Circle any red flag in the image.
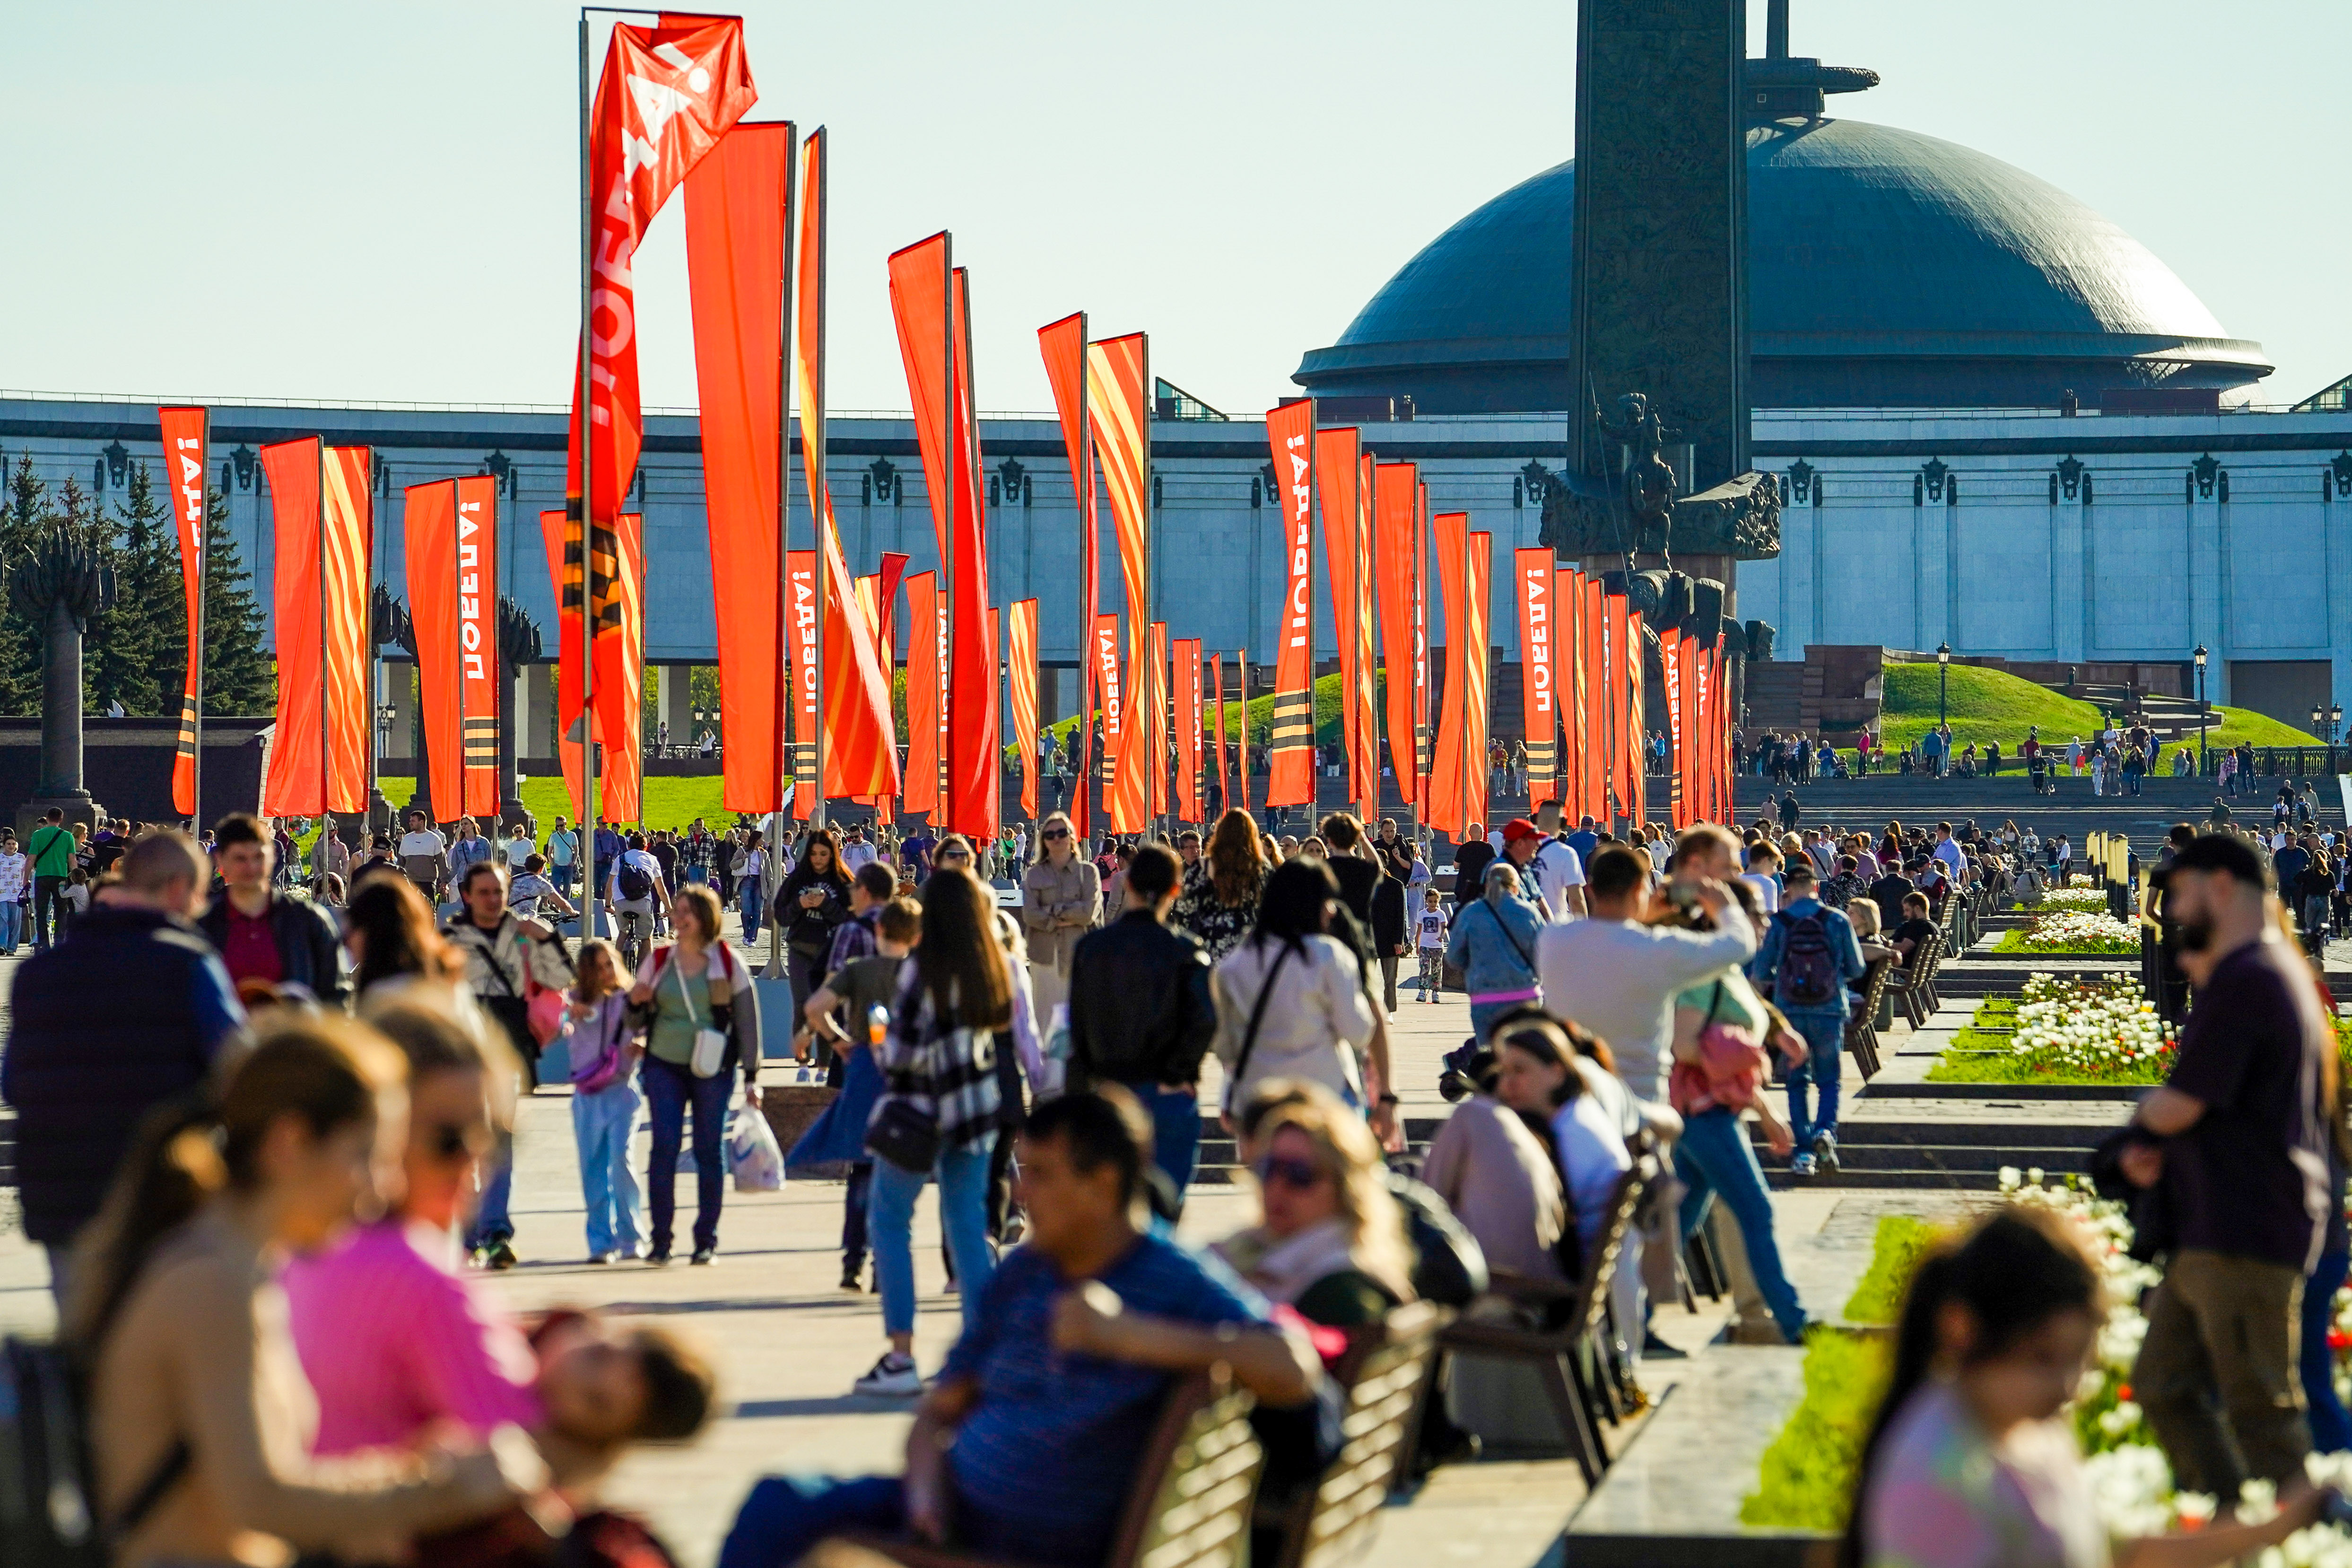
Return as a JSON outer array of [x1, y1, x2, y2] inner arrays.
[[453, 476, 498, 819], [1662, 632, 1688, 828], [1091, 613, 1128, 830], [159, 407, 207, 818], [788, 549, 818, 817], [1208, 651, 1228, 819], [539, 509, 586, 818], [566, 17, 756, 544], [1373, 462, 1418, 806], [1039, 313, 1095, 843], [949, 270, 999, 842], [405, 480, 465, 823], [1173, 639, 1202, 823], [1264, 401, 1315, 807], [1583, 575, 1606, 820], [1623, 606, 1646, 825], [1147, 621, 1169, 817], [1517, 548, 1557, 807], [1425, 509, 1468, 836], [1235, 649, 1253, 813], [1010, 599, 1040, 820], [1556, 566, 1581, 817], [601, 512, 647, 825], [321, 447, 372, 815], [1413, 483, 1433, 804], [1693, 635, 1716, 825], [904, 571, 941, 818], [1314, 428, 1359, 810], [1351, 451, 1379, 817], [1088, 333, 1150, 833], [261, 439, 323, 819], [685, 118, 789, 814], [1462, 532, 1493, 837]]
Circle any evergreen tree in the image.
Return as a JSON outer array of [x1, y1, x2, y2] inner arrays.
[[88, 460, 174, 716], [0, 457, 49, 715], [198, 487, 274, 715]]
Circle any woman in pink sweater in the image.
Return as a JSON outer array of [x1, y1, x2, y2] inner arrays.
[[283, 1004, 541, 1451]]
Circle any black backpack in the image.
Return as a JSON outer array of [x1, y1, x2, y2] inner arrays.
[[1773, 910, 1840, 1009], [615, 858, 653, 903], [0, 1336, 188, 1568]]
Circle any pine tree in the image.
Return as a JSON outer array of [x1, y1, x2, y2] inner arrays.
[[198, 487, 274, 715], [87, 460, 173, 716], [0, 457, 49, 715]]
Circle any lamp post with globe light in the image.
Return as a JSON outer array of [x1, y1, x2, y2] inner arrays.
[[2194, 646, 2209, 774]]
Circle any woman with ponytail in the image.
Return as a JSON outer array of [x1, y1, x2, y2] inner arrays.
[[1848, 1206, 2332, 1568], [78, 1017, 528, 1568]]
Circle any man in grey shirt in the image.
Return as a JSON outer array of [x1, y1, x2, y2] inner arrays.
[[1534, 830, 1757, 1103]]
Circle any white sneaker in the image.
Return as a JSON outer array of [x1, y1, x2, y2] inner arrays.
[[854, 1353, 923, 1397]]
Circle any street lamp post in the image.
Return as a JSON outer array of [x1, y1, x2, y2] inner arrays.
[[1936, 643, 1951, 776], [2193, 645, 2209, 774]]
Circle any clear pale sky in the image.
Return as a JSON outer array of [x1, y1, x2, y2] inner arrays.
[[6, 1, 2345, 417]]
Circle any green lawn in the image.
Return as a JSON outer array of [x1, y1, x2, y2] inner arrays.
[[374, 775, 736, 833], [1741, 1216, 1936, 1530], [1043, 670, 1364, 750], [1877, 661, 2317, 754]]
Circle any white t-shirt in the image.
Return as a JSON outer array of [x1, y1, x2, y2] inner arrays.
[[398, 829, 447, 860], [1530, 839, 1586, 919], [1551, 1094, 1633, 1248], [503, 837, 534, 870], [1415, 907, 1449, 950], [607, 849, 662, 906], [1740, 871, 1781, 915], [842, 841, 877, 871]]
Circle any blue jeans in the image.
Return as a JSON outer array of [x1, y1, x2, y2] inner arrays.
[[1124, 1083, 1201, 1199], [741, 883, 766, 943], [2306, 1247, 2352, 1452], [870, 1133, 997, 1338], [573, 1078, 645, 1258], [1780, 1007, 1848, 1144], [1674, 1106, 1807, 1342], [643, 1054, 733, 1254], [0, 898, 21, 953], [466, 1160, 514, 1247], [843, 1161, 873, 1272], [721, 1475, 906, 1568], [31, 876, 65, 950]]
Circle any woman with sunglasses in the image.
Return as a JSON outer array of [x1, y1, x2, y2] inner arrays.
[[283, 1005, 541, 1453], [1214, 1079, 1415, 1327], [1019, 810, 1101, 1031]]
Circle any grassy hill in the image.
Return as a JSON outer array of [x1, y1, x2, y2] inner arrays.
[[1877, 662, 2317, 753]]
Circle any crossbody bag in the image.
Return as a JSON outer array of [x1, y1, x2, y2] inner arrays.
[[666, 950, 732, 1079], [1220, 942, 1293, 1115]]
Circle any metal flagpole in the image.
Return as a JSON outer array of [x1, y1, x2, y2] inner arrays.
[[957, 266, 984, 842], [577, 11, 600, 939], [808, 128, 828, 834], [317, 440, 330, 854], [940, 239, 954, 841], [766, 121, 799, 982]]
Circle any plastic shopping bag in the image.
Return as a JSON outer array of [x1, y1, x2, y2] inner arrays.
[[727, 1094, 785, 1193]]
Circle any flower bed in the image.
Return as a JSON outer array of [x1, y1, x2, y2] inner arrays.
[[1742, 1177, 2352, 1550], [1927, 974, 2178, 1085], [1994, 907, 2141, 955], [2025, 888, 2113, 914]]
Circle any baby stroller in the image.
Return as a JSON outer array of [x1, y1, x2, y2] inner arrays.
[[2028, 756, 2054, 796]]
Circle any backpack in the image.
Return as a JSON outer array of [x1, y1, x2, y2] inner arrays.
[[615, 857, 653, 903], [1772, 910, 1839, 1009], [1, 1336, 188, 1568]]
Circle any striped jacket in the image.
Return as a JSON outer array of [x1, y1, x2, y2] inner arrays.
[[878, 961, 1003, 1151]]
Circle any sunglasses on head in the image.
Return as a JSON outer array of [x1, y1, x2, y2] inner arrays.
[[1253, 1154, 1326, 1191]]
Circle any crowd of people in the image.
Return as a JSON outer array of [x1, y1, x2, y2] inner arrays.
[[4, 782, 2352, 1568]]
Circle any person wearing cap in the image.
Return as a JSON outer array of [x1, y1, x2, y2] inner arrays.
[[1495, 819, 1559, 920], [1528, 801, 1589, 922]]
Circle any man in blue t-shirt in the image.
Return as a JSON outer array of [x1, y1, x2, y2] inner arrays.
[[719, 1091, 1324, 1568]]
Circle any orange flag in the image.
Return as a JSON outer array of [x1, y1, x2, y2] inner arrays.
[[684, 119, 790, 814], [788, 550, 818, 817], [1009, 599, 1040, 821], [904, 571, 942, 819], [1147, 621, 1170, 818], [1517, 548, 1558, 807], [453, 476, 499, 819], [1235, 649, 1253, 813], [1264, 400, 1315, 807], [536, 508, 640, 821], [1209, 652, 1229, 816], [405, 480, 465, 823], [1556, 566, 1582, 817], [1662, 632, 1688, 828], [1373, 462, 1418, 806], [1425, 510, 1469, 836], [1462, 532, 1493, 837], [1622, 606, 1646, 825], [321, 446, 372, 815], [1088, 333, 1151, 833], [158, 407, 207, 818], [261, 439, 323, 819], [1091, 613, 1129, 830], [1039, 313, 1096, 843], [1173, 638, 1202, 823]]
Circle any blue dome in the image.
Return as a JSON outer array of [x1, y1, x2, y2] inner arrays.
[[1294, 116, 2271, 411]]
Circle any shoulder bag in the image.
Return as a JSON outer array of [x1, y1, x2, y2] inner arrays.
[[865, 974, 942, 1173], [1220, 941, 1293, 1115], [667, 950, 731, 1079]]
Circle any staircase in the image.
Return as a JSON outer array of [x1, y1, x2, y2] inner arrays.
[[1750, 1114, 2117, 1190]]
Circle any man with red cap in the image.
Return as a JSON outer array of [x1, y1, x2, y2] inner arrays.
[[1497, 819, 1557, 920]]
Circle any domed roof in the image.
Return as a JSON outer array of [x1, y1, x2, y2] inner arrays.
[[1294, 116, 2271, 411]]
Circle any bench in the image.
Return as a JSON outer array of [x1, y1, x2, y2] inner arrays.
[[1255, 1300, 1448, 1568], [835, 1371, 1263, 1568], [1886, 930, 1943, 1029], [1845, 955, 1896, 1079], [1437, 1157, 1653, 1484]]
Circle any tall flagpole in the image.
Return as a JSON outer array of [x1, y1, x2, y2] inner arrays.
[[808, 127, 828, 833], [1076, 312, 1093, 845], [766, 121, 799, 983], [939, 240, 955, 839], [577, 12, 600, 937], [957, 267, 984, 840], [317, 440, 329, 846], [1141, 336, 1156, 840]]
